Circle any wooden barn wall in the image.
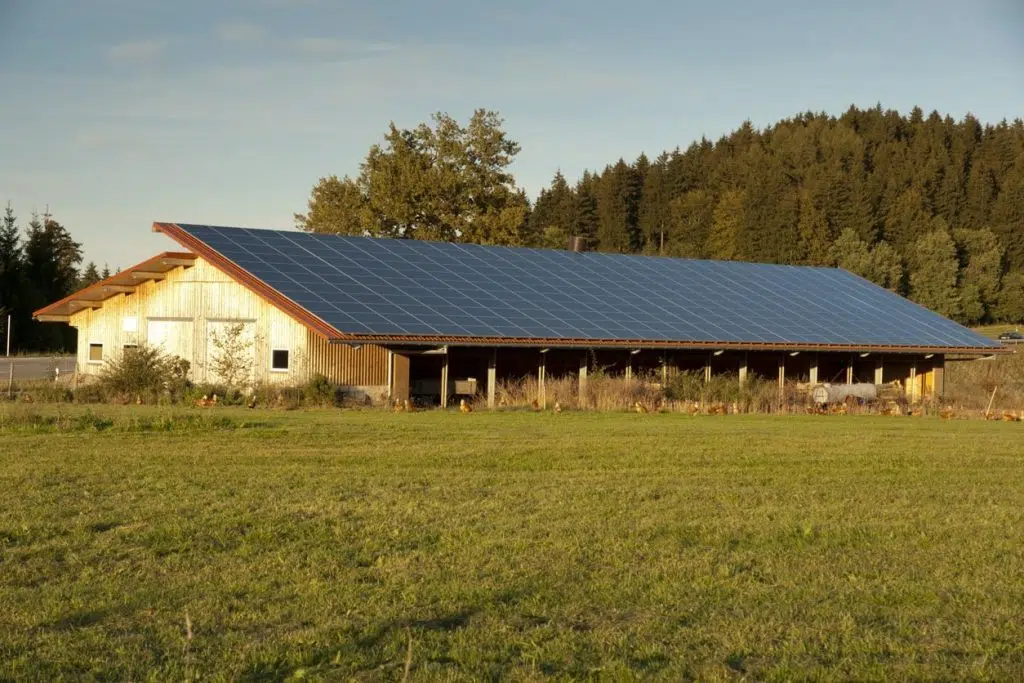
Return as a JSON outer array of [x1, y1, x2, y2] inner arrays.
[[305, 330, 387, 387], [67, 257, 386, 388]]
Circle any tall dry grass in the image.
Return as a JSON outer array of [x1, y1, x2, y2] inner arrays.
[[944, 351, 1024, 410]]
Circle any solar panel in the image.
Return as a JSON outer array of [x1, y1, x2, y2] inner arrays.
[[167, 223, 999, 351]]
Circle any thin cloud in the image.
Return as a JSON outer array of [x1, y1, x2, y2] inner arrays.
[[216, 21, 265, 43], [290, 37, 396, 58], [107, 39, 167, 64]]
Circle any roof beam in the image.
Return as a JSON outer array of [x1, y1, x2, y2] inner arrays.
[[160, 257, 195, 268], [130, 271, 167, 280], [98, 285, 136, 294], [35, 314, 70, 322]]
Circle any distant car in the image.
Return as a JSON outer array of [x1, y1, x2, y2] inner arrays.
[[998, 330, 1024, 341]]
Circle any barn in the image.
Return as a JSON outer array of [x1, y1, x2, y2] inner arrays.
[[34, 222, 1005, 404]]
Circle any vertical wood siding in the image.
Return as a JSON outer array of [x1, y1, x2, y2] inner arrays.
[[305, 330, 387, 386], [68, 257, 387, 387]]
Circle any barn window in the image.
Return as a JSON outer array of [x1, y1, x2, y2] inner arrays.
[[88, 344, 103, 363], [271, 349, 289, 371], [123, 344, 138, 352]]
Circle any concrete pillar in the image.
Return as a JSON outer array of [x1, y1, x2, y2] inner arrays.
[[777, 356, 785, 398], [809, 353, 818, 385], [487, 349, 497, 409], [661, 353, 668, 387], [874, 357, 884, 385], [440, 353, 449, 408], [846, 356, 854, 385], [910, 362, 918, 402], [704, 353, 712, 383], [739, 352, 748, 387]]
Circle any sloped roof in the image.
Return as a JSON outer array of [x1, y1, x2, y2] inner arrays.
[[33, 252, 197, 320], [147, 222, 1003, 355]]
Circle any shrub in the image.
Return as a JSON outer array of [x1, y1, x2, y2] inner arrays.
[[96, 345, 191, 403]]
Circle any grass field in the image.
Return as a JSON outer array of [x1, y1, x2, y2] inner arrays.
[[2, 406, 1024, 681]]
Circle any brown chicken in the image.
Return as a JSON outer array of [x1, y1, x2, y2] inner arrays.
[[634, 401, 648, 414], [459, 398, 473, 413]]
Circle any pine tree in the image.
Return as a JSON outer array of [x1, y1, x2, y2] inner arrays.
[[0, 203, 22, 327], [668, 189, 715, 258], [994, 272, 1024, 323], [22, 214, 83, 351], [829, 229, 873, 279], [796, 188, 831, 265], [595, 159, 640, 252], [637, 154, 671, 254], [908, 223, 961, 319], [706, 190, 744, 260], [953, 228, 1004, 324], [79, 262, 101, 288], [573, 173, 599, 249], [529, 171, 577, 250]]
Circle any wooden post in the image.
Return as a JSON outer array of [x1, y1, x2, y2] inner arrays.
[[874, 357, 884, 385], [933, 355, 945, 398], [487, 349, 497, 409], [704, 352, 712, 383], [739, 352, 748, 387], [913, 360, 921, 403], [440, 352, 449, 408], [661, 352, 668, 387], [809, 353, 818, 385], [846, 357, 854, 385], [625, 358, 633, 383], [777, 356, 785, 399], [538, 351, 547, 409], [391, 353, 410, 404], [578, 352, 588, 400]]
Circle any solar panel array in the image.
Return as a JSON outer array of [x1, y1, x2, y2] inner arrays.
[[174, 224, 999, 350]]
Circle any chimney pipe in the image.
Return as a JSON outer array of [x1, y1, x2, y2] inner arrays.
[[567, 236, 585, 252]]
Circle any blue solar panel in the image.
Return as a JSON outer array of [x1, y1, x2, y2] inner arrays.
[[170, 224, 1000, 350]]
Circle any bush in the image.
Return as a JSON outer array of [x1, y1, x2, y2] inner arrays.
[[96, 345, 191, 403]]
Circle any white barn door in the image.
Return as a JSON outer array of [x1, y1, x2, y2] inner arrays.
[[147, 319, 194, 362]]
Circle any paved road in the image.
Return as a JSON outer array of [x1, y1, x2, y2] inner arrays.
[[2, 356, 78, 381]]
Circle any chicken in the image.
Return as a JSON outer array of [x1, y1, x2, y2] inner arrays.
[[730, 401, 740, 415], [709, 402, 727, 416], [393, 399, 405, 413], [909, 405, 924, 418], [459, 398, 473, 413], [403, 399, 414, 413], [1002, 410, 1020, 422], [633, 401, 648, 414], [135, 395, 143, 405], [211, 393, 219, 405], [530, 398, 541, 411], [686, 401, 700, 416], [553, 401, 562, 414], [195, 394, 214, 408], [939, 406, 955, 420]]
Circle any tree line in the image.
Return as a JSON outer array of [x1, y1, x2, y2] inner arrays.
[[298, 106, 1024, 325], [0, 204, 110, 352]]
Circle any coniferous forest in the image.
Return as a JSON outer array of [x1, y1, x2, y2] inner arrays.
[[525, 106, 1024, 325], [301, 105, 1024, 326]]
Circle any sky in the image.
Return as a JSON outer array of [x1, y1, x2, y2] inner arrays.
[[1, 0, 1022, 269]]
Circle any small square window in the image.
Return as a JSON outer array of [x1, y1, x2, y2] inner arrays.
[[123, 344, 138, 352], [271, 349, 289, 371], [88, 344, 103, 363]]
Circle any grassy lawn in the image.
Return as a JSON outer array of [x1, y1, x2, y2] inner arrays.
[[2, 406, 1023, 681]]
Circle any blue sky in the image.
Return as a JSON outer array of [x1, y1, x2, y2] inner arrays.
[[1, 0, 1022, 269]]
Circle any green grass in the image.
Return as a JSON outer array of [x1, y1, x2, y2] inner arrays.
[[2, 406, 1023, 681], [973, 323, 1022, 339]]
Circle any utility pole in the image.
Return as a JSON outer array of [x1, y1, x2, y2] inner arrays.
[[5, 314, 12, 399]]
